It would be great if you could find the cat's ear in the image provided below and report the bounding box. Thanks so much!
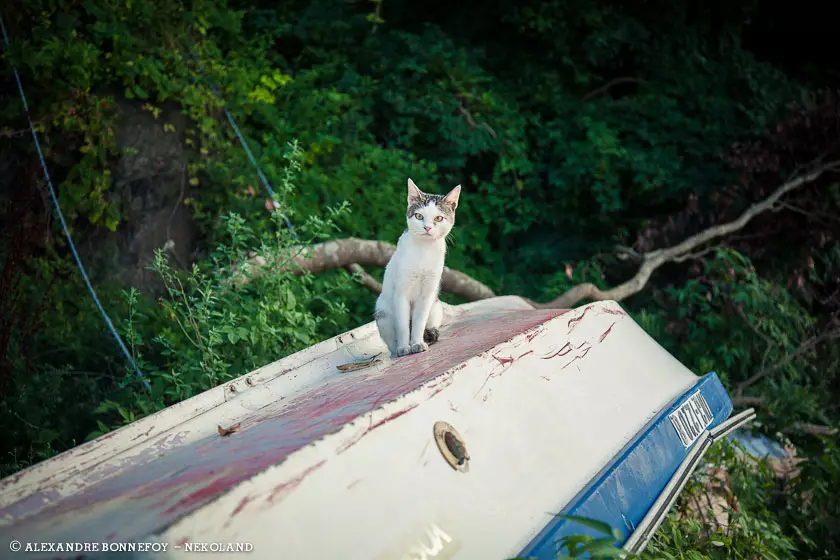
[442,184,461,209]
[407,178,424,205]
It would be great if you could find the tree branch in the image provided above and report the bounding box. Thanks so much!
[528,160,840,309]
[736,327,840,395]
[785,422,838,437]
[457,101,498,140]
[346,263,382,294]
[238,161,838,310]
[731,397,837,436]
[236,238,496,302]
[582,77,644,101]
[731,396,767,407]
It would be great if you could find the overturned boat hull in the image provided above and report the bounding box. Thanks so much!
[0,297,751,558]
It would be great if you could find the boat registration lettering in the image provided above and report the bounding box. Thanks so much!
[375,521,460,560]
[669,390,714,447]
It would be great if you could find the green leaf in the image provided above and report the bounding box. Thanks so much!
[555,514,615,536]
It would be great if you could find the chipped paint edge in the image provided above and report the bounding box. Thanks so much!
[0,296,535,506]
[151,298,695,559]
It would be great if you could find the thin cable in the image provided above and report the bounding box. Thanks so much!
[1,16,151,393]
[188,51,297,238]
[208,84,297,237]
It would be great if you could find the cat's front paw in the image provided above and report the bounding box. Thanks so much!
[409,342,429,354]
[396,346,412,357]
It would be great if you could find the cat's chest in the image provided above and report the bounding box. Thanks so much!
[398,268,440,300]
[396,258,442,283]
[391,244,444,293]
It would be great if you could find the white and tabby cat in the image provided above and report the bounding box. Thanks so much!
[375,178,461,357]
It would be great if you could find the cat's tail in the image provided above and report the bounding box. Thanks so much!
[424,300,443,344]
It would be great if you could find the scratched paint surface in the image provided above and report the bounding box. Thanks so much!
[0,306,567,546]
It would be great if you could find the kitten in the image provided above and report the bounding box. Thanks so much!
[375,178,461,358]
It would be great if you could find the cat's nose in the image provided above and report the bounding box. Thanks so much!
[424,226,431,232]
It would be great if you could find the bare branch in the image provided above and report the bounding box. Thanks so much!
[237,161,839,310]
[733,305,775,373]
[369,0,383,35]
[671,244,722,263]
[736,327,840,395]
[582,77,644,101]
[236,238,496,302]
[529,160,840,309]
[731,396,767,407]
[731,397,838,437]
[457,100,499,140]
[784,422,839,437]
[615,245,643,263]
[346,264,382,294]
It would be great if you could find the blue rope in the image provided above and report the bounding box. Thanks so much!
[1,16,152,393]
[206,83,298,238]
[181,49,296,236]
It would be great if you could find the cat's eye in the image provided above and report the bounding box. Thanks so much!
[434,216,444,223]
[414,213,423,220]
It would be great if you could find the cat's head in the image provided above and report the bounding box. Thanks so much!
[405,178,461,240]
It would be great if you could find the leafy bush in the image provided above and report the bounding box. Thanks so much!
[1,0,839,556]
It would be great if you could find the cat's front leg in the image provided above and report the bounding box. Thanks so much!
[393,295,412,357]
[408,294,435,354]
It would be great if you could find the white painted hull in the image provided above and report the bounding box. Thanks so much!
[0,298,737,559]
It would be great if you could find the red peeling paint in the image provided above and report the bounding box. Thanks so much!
[337,404,420,454]
[492,354,514,366]
[599,322,616,342]
[491,350,532,366]
[0,307,567,546]
[162,474,248,515]
[567,304,595,331]
[542,342,572,360]
[562,347,592,369]
[525,323,550,342]
[0,472,25,490]
[600,307,628,317]
[231,496,252,518]
[427,383,450,400]
[368,404,418,432]
[426,374,452,390]
[98,431,120,442]
[267,460,327,504]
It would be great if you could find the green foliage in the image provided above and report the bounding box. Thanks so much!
[509,439,799,560]
[86,144,355,436]
[1,0,839,557]
[646,439,799,560]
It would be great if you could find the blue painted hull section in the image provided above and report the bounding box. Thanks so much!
[518,372,733,558]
